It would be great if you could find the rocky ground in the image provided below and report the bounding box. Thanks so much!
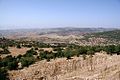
[9,52,120,80]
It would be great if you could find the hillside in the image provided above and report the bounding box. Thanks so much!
[84,29,120,41]
[9,53,120,80]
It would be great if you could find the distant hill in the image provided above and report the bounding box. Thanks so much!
[0,27,116,37]
[40,27,116,36]
[85,29,120,41]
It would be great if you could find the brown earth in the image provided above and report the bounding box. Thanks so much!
[8,47,31,56]
[8,47,53,56]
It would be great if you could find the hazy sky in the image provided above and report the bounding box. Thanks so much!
[0,0,120,29]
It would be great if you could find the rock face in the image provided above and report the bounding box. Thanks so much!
[9,53,120,80]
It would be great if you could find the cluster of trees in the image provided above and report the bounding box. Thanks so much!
[0,67,8,80]
[0,48,37,79]
[0,48,36,69]
[48,44,120,60]
[1,44,120,70]
[0,37,17,48]
[0,37,68,52]
[67,44,120,56]
[0,55,18,80]
[0,48,10,54]
[16,48,37,68]
[38,47,76,61]
[38,46,94,61]
[0,55,18,70]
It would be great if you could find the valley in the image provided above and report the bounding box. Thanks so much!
[0,28,120,80]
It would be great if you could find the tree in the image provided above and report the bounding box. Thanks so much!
[87,50,95,55]
[20,57,35,67]
[104,45,115,55]
[1,55,18,70]
[78,47,87,55]
[54,47,64,58]
[7,61,18,70]
[64,49,72,60]
[16,44,21,48]
[35,47,38,50]
[24,48,37,57]
[46,54,53,62]
[0,67,9,80]
[0,49,11,54]
[1,55,13,67]
[17,54,22,59]
[94,46,102,52]
[39,51,47,60]
[82,54,86,60]
[114,45,120,53]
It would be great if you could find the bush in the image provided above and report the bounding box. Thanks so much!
[20,56,35,67]
[0,67,8,80]
[24,48,37,57]
[35,47,38,50]
[78,47,87,55]
[0,49,10,54]
[0,55,18,70]
[7,61,18,70]
[87,50,95,55]
[64,49,72,60]
[82,54,86,60]
[16,45,21,48]
[39,52,47,60]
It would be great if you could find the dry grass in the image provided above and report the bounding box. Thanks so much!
[8,47,31,56]
[0,48,3,51]
[9,53,120,80]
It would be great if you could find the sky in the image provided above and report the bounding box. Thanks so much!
[0,0,120,29]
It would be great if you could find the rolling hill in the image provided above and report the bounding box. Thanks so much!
[85,30,120,41]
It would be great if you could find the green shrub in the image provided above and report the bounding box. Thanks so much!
[16,45,21,48]
[20,56,35,67]
[0,67,8,80]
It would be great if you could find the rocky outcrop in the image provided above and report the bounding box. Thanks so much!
[9,53,120,80]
